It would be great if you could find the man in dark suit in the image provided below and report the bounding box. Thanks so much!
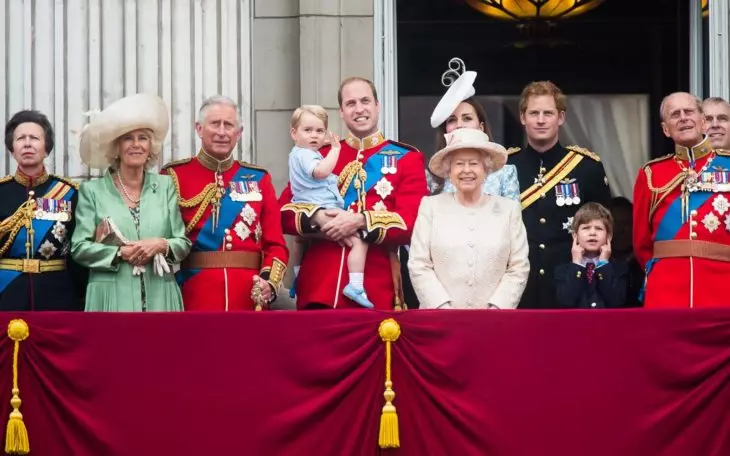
[508,81,612,309]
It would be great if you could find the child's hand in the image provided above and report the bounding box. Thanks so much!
[571,234,584,264]
[325,131,340,151]
[599,237,612,261]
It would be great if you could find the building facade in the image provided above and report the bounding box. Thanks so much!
[0,0,727,193]
[0,0,379,193]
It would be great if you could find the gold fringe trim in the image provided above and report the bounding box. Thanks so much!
[378,318,401,449]
[5,319,30,455]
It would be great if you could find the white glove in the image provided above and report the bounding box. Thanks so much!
[152,253,171,277]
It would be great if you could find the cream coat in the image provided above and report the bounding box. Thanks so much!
[408,192,529,309]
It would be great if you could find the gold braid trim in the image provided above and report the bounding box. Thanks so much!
[280,202,319,217]
[364,211,406,232]
[266,258,287,291]
[167,168,219,233]
[0,200,36,257]
[644,166,686,219]
[338,161,364,197]
[566,145,601,162]
[184,187,217,234]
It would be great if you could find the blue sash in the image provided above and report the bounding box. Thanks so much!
[0,179,76,293]
[178,167,265,285]
[655,155,730,241]
[342,143,410,207]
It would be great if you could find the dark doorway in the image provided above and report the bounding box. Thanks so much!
[397,0,690,163]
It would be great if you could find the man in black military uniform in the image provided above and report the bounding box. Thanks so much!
[508,81,611,309]
[0,110,87,311]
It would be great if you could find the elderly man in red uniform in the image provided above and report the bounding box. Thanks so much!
[279,77,428,310]
[162,95,288,311]
[633,91,730,308]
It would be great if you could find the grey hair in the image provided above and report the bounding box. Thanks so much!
[441,151,493,177]
[659,92,703,122]
[197,95,242,128]
[702,96,730,110]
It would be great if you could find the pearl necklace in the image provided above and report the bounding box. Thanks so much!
[116,173,141,204]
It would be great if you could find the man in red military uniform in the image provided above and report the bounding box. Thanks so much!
[162,96,288,311]
[634,92,730,308]
[279,77,428,310]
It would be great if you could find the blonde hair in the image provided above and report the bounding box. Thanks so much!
[108,128,162,170]
[291,105,328,130]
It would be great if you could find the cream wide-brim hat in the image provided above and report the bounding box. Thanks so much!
[79,93,170,169]
[428,128,507,179]
[430,70,477,128]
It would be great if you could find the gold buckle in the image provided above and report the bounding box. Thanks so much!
[22,259,41,273]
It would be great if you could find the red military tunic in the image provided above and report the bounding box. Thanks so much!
[279,131,428,310]
[162,150,288,311]
[633,138,730,308]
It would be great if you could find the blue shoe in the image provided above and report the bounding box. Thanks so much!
[343,284,374,309]
[289,276,297,299]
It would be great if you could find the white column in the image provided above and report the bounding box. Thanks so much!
[374,0,398,139]
[709,0,730,99]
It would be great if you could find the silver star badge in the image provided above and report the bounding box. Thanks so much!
[562,216,574,233]
[234,221,251,241]
[240,204,257,226]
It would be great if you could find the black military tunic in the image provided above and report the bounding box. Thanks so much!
[0,171,87,311]
[508,142,611,309]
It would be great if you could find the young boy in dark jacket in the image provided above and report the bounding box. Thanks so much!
[554,202,628,309]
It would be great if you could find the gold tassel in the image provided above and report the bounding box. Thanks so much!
[5,319,30,455]
[378,318,401,449]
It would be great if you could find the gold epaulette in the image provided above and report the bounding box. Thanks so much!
[238,161,269,173]
[642,154,673,169]
[390,140,420,153]
[507,147,521,156]
[715,148,730,157]
[54,175,79,190]
[0,176,12,185]
[160,157,192,170]
[566,145,600,162]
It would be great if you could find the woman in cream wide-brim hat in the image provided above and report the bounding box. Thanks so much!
[408,127,529,311]
[71,93,191,312]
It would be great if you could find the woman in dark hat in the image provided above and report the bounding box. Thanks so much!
[0,110,87,310]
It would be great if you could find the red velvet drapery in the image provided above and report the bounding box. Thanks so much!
[1,309,729,456]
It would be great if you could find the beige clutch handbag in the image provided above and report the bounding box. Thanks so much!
[95,217,171,277]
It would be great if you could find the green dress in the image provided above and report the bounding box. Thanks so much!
[71,171,191,311]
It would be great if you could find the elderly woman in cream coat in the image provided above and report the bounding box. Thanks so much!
[408,128,529,309]
[71,94,191,311]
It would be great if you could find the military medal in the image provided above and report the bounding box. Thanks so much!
[229,180,263,202]
[555,186,565,207]
[380,156,397,175]
[563,184,573,206]
[59,200,72,222]
[571,183,581,205]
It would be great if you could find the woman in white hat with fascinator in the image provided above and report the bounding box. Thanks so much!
[408,128,529,309]
[71,93,191,311]
[428,58,520,200]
